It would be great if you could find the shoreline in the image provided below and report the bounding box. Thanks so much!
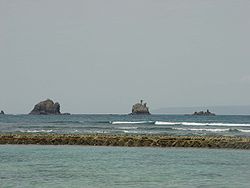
[0,134,249,149]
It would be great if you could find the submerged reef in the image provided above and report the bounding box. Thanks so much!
[0,134,249,149]
[29,99,61,115]
[131,100,150,115]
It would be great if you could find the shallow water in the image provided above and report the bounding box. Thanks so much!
[0,145,250,188]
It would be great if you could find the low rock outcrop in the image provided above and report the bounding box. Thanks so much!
[0,134,249,149]
[193,109,215,116]
[131,100,150,115]
[29,99,61,115]
[0,110,4,115]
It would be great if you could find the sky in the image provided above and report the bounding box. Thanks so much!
[0,0,250,114]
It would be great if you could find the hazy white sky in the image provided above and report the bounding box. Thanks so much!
[1,0,250,114]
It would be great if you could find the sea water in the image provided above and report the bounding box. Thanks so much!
[0,114,250,136]
[0,145,250,188]
[1,115,250,187]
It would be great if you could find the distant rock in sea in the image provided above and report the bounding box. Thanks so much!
[29,99,69,115]
[0,110,4,115]
[130,100,150,115]
[192,109,215,116]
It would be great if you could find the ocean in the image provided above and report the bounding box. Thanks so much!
[0,114,250,136]
[0,114,250,187]
[0,145,250,188]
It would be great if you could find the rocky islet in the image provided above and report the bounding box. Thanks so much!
[192,109,215,116]
[131,100,150,115]
[29,99,70,115]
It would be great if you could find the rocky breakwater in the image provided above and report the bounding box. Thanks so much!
[0,134,249,149]
[131,100,150,115]
[29,99,69,115]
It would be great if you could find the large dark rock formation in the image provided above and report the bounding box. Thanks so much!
[0,110,4,115]
[29,99,61,115]
[131,100,150,115]
[192,109,215,116]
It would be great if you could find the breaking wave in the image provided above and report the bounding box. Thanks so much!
[172,127,250,133]
[155,121,250,127]
[117,127,138,130]
[239,129,250,133]
[19,129,54,133]
[111,121,154,125]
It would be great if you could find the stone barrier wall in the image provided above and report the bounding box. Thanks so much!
[0,134,249,149]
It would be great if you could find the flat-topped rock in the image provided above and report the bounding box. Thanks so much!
[0,134,249,149]
[29,99,61,115]
[193,109,215,116]
[131,100,150,115]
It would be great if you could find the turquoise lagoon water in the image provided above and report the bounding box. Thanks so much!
[0,145,250,188]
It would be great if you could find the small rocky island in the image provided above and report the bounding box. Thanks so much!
[130,100,150,115]
[0,110,4,115]
[192,109,215,116]
[29,99,69,115]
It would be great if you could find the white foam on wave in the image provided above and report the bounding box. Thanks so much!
[173,128,230,132]
[207,123,250,127]
[182,122,210,126]
[123,130,140,133]
[70,129,79,133]
[117,127,138,130]
[20,129,54,133]
[111,121,153,125]
[155,121,250,127]
[155,121,177,125]
[238,129,250,133]
[173,127,250,133]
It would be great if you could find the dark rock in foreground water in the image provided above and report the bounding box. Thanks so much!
[131,100,150,115]
[193,109,215,116]
[29,99,62,115]
[0,110,4,115]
